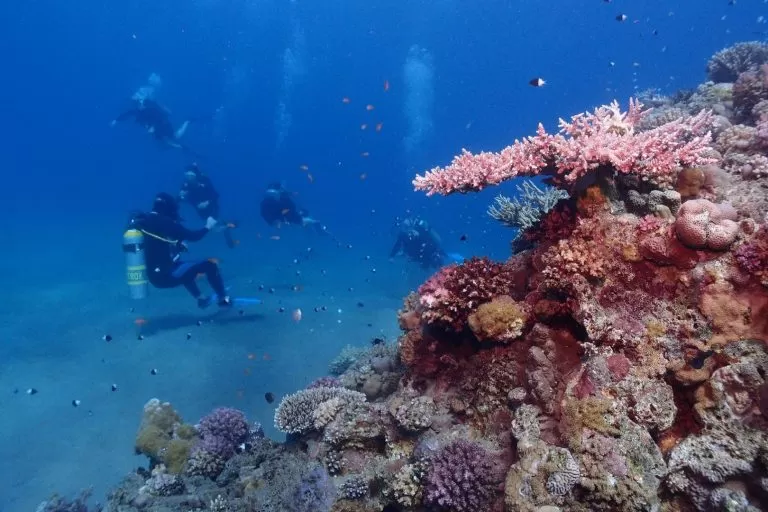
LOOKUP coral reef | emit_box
[707,41,768,83]
[82,42,768,512]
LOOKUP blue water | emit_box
[0,0,762,509]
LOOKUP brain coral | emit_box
[674,199,739,251]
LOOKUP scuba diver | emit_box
[178,163,238,249]
[128,193,232,309]
[389,217,447,270]
[178,163,221,220]
[111,98,195,152]
[110,73,201,156]
[260,182,328,234]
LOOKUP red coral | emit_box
[418,257,520,331]
[734,224,768,279]
[606,354,631,381]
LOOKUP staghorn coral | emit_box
[707,41,768,83]
[274,387,367,435]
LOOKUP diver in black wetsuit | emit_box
[128,193,232,309]
[389,217,446,270]
[111,98,196,153]
[178,163,221,220]
[259,183,327,234]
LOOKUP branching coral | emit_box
[275,388,367,435]
[414,99,714,195]
[424,439,499,512]
[487,180,569,231]
[418,257,520,331]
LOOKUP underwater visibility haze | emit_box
[2,0,768,510]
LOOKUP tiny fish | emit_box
[360,173,367,180]
[111,384,118,392]
[616,14,627,22]
[72,399,81,407]
[307,173,314,183]
[265,392,275,404]
[134,318,147,327]
[263,353,271,361]
[366,104,375,111]
[103,334,113,342]
[247,353,256,360]
[529,77,546,87]
[292,308,303,322]
[341,97,351,104]
[299,164,309,171]
[361,151,370,157]
[150,368,158,375]
[357,301,365,308]
[383,80,390,91]
[226,222,238,228]
[360,123,368,130]
[270,235,281,241]
[196,320,203,326]
[137,334,144,341]
[278,307,286,313]
[375,122,383,132]
[186,333,192,340]
[27,388,38,395]
[281,208,291,215]
[460,234,468,241]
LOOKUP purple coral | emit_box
[197,407,249,459]
[424,439,498,511]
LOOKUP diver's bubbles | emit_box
[275,11,307,149]
[403,45,435,158]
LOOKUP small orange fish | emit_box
[375,122,383,132]
[281,208,291,215]
[360,173,367,180]
[299,164,309,171]
[360,123,368,130]
[134,317,148,326]
[383,80,390,91]
[361,151,370,157]
[247,353,256,360]
[307,173,314,183]
[292,308,302,322]
[342,97,351,104]
[208,258,220,265]
[263,353,271,361]
[366,104,375,111]
[270,235,281,241]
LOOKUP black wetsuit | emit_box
[180,176,220,219]
[260,190,303,226]
[136,212,226,299]
[116,99,176,142]
[390,227,446,269]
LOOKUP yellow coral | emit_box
[135,425,169,459]
[468,296,528,343]
[164,438,193,474]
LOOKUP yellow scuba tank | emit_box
[123,227,148,299]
